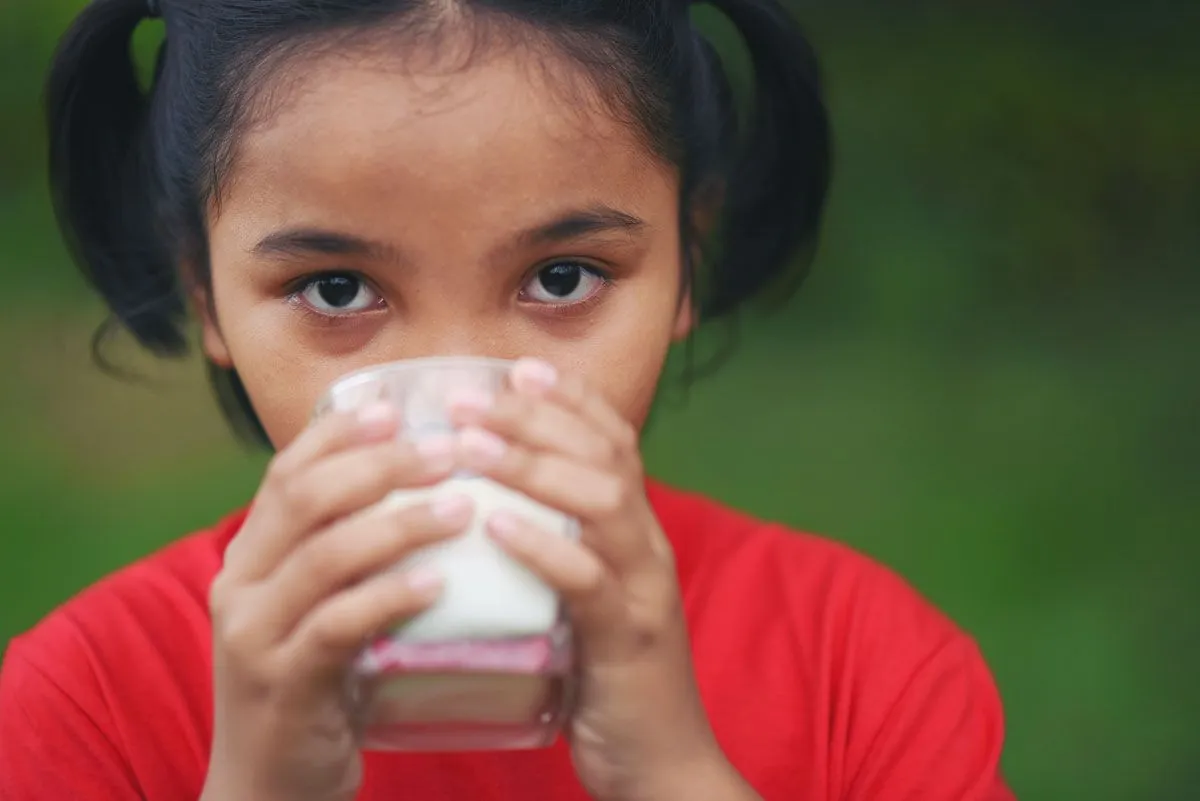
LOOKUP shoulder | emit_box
[649,480,1013,799]
[650,478,987,676]
[6,506,246,674]
[0,508,247,799]
[650,479,956,638]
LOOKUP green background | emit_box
[1,3,1197,799]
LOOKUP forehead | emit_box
[217,36,673,228]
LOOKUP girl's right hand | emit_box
[200,406,471,801]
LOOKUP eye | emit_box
[521,263,608,306]
[294,273,382,315]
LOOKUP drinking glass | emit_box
[314,357,578,752]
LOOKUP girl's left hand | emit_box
[448,358,749,801]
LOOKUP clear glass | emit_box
[314,357,577,752]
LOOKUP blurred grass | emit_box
[1,3,1197,801]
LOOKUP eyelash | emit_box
[284,262,615,322]
[284,271,384,326]
[519,261,614,317]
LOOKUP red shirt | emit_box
[0,482,1015,800]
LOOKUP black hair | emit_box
[46,0,831,448]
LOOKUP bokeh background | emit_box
[1,2,1197,799]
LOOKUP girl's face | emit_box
[200,41,692,449]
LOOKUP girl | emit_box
[0,0,1016,799]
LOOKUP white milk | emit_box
[383,476,576,642]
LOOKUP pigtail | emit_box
[700,0,832,318]
[46,0,187,358]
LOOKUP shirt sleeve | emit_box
[844,634,1016,801]
[0,638,142,801]
[832,557,1017,801]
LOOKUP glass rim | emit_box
[315,355,517,415]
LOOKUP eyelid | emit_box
[283,268,366,294]
[518,261,613,314]
[524,258,612,282]
[522,282,611,319]
[285,270,386,318]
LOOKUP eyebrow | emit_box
[252,229,402,262]
[251,205,645,262]
[515,205,646,247]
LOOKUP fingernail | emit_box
[416,436,456,470]
[460,427,507,462]
[403,567,445,598]
[486,510,522,539]
[358,403,397,427]
[432,494,473,524]
[447,388,494,414]
[512,358,558,393]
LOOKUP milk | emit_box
[381,476,576,642]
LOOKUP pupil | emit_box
[540,265,581,297]
[317,276,360,308]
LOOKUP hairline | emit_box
[203,9,678,226]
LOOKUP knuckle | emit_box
[303,612,349,655]
[517,394,542,422]
[207,574,236,620]
[511,447,539,480]
[264,451,300,488]
[218,611,262,659]
[395,506,446,549]
[254,652,289,690]
[654,540,678,572]
[495,393,523,421]
[613,422,638,454]
[210,591,264,660]
[585,434,618,465]
[624,592,678,650]
[388,502,428,535]
[385,445,422,483]
[279,478,318,522]
[297,533,344,583]
[593,477,628,517]
[576,562,607,596]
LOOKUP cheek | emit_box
[234,347,343,449]
[205,263,343,448]
[599,346,670,431]
[565,274,680,431]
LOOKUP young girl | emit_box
[0,0,1015,799]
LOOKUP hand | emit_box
[202,407,472,801]
[449,359,740,801]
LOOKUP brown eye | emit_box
[297,273,380,315]
[522,263,606,305]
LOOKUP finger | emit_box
[458,427,652,570]
[486,511,608,598]
[448,387,616,466]
[259,494,473,642]
[287,435,458,532]
[485,512,625,635]
[226,436,458,581]
[274,403,402,478]
[288,565,446,673]
[510,359,638,457]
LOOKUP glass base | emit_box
[361,685,569,752]
[354,630,574,753]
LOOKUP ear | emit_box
[183,263,232,368]
[673,181,722,342]
[672,289,696,342]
